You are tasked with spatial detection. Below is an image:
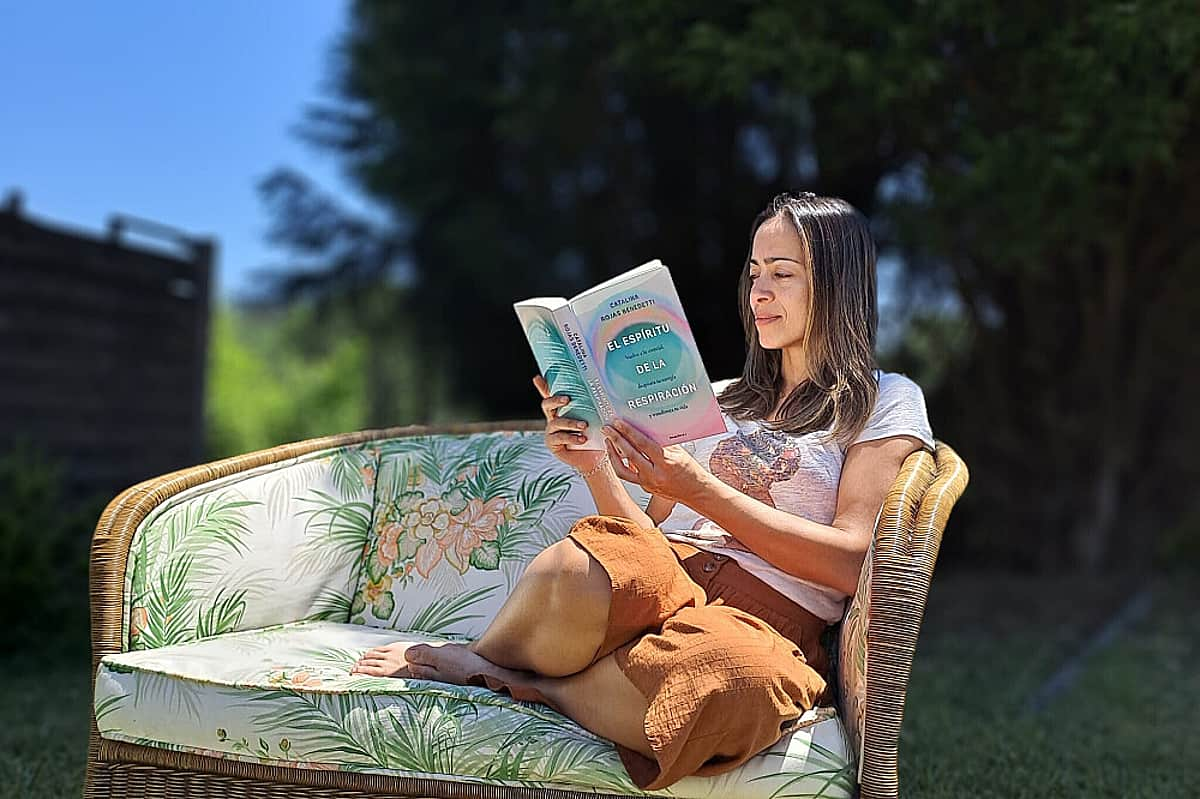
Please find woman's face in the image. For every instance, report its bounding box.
[748,215,811,351]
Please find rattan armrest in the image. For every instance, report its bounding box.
[859,442,969,799]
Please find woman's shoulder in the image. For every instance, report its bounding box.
[874,370,927,405]
[854,370,934,449]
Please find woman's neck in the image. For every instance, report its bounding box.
[779,347,809,395]
[769,348,810,421]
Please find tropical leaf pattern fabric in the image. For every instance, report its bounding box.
[109,428,853,796]
[123,444,380,651]
[351,431,599,636]
[95,621,854,799]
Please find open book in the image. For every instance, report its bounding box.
[514,259,726,450]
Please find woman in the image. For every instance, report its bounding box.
[352,193,934,790]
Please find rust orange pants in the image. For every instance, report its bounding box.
[482,514,832,790]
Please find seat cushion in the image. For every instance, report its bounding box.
[95,621,855,798]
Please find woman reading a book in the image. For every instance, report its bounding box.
[353,192,934,790]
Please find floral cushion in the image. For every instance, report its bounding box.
[95,621,853,798]
[122,444,380,651]
[349,431,603,637]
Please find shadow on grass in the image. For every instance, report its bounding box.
[902,573,1198,798]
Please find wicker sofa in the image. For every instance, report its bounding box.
[85,420,968,799]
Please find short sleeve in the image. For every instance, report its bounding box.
[850,372,935,450]
[711,377,738,396]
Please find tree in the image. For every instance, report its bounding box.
[580,0,1200,571]
[263,0,1200,571]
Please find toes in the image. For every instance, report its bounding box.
[408,663,436,680]
[405,644,434,664]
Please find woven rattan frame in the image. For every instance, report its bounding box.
[858,443,968,799]
[85,425,967,799]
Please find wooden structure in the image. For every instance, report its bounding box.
[0,192,213,499]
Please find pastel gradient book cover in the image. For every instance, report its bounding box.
[515,260,725,450]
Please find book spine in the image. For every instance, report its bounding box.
[556,306,616,425]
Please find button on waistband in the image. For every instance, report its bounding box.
[701,560,718,574]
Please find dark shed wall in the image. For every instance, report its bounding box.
[0,204,212,500]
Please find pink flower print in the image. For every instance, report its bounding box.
[129,606,149,640]
[267,668,324,688]
[408,498,454,577]
[376,522,404,569]
[288,670,323,688]
[456,465,479,482]
[360,465,376,489]
[438,497,508,573]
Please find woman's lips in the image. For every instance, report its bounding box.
[754,315,780,325]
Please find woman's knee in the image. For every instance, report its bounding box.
[525,537,611,607]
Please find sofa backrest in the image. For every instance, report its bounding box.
[349,430,612,638]
[123,443,380,651]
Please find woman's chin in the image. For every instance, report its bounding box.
[756,336,782,350]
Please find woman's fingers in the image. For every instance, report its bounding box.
[547,429,588,448]
[611,419,661,462]
[532,375,551,398]
[606,439,641,482]
[540,393,571,419]
[548,416,587,433]
[603,426,653,474]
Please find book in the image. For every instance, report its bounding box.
[514,259,726,450]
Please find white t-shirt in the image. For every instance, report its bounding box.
[661,371,935,623]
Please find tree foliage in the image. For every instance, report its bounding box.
[262,0,1200,571]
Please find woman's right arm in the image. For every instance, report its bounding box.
[532,375,654,528]
[646,494,677,526]
[581,461,657,529]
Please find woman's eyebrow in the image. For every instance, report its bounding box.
[749,256,803,266]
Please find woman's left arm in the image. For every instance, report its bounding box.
[603,420,923,596]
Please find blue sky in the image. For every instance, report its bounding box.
[0,1,373,300]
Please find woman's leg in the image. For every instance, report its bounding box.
[471,536,612,675]
[393,640,654,759]
[353,536,612,678]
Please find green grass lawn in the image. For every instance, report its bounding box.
[3,573,1195,798]
[902,573,1198,797]
[1,647,91,799]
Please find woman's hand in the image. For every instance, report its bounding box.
[601,419,708,503]
[533,375,606,474]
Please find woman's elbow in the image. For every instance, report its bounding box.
[834,528,872,596]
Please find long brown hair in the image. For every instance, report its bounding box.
[718,192,879,445]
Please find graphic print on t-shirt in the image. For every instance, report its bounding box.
[708,427,803,508]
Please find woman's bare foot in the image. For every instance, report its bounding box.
[350,641,531,687]
[405,642,531,687]
[351,642,418,677]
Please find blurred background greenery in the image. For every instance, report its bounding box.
[237,0,1199,576]
[1,0,1198,796]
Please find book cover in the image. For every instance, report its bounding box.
[515,260,725,449]
[513,301,608,450]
